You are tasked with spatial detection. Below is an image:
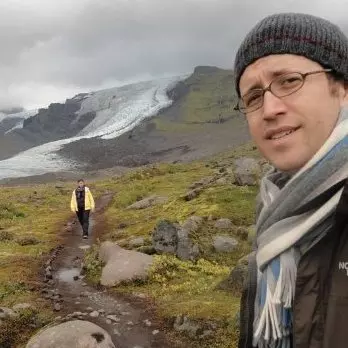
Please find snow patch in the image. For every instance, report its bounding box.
[2,109,38,134]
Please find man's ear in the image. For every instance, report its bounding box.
[343,81,348,100]
[339,81,348,106]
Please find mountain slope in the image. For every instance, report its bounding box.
[0,77,181,161]
[58,66,250,169]
[0,67,250,180]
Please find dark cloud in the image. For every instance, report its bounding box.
[0,0,347,108]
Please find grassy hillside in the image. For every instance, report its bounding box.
[0,142,261,347]
[0,186,69,302]
[87,142,261,347]
[152,66,241,132]
[0,184,73,346]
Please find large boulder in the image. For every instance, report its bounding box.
[176,216,202,261]
[152,217,202,261]
[176,227,200,261]
[99,241,153,286]
[181,216,203,233]
[152,220,178,254]
[213,236,239,253]
[214,218,233,230]
[217,254,250,292]
[233,157,261,186]
[128,237,146,248]
[26,320,115,348]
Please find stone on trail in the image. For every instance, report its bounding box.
[79,245,91,251]
[54,303,62,312]
[26,320,115,348]
[89,311,100,318]
[99,241,153,286]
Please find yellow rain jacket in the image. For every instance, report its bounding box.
[70,186,95,212]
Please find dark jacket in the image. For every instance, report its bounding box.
[75,187,85,210]
[239,179,348,348]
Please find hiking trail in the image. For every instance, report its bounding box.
[42,192,177,348]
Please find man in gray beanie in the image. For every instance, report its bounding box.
[234,13,348,348]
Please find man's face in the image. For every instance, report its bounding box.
[78,181,84,188]
[239,54,348,172]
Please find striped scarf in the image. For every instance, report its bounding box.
[252,107,348,348]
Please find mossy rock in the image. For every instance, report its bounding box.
[16,236,40,246]
[0,230,14,242]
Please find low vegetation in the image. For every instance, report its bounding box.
[0,142,260,347]
[86,143,260,347]
[0,308,51,348]
[0,184,75,346]
[152,67,243,133]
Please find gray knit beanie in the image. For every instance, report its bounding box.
[234,13,348,96]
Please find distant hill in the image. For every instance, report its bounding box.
[0,66,250,180]
[58,66,250,170]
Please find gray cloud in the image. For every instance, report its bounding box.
[0,0,347,109]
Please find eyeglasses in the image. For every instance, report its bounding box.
[234,69,332,114]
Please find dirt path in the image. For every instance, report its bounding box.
[43,193,178,348]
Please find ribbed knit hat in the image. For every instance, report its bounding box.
[234,13,348,96]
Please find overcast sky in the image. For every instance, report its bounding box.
[1,0,347,109]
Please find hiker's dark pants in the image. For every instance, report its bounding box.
[76,209,90,236]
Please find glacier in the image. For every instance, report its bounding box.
[0,75,184,180]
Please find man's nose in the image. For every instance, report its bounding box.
[262,91,287,120]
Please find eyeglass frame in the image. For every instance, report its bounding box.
[234,68,333,114]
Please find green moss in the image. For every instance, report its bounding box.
[101,163,214,236]
[97,159,258,347]
[0,308,51,348]
[101,162,257,243]
[0,281,28,302]
[0,183,73,339]
[112,254,241,347]
[200,185,257,225]
[0,146,261,348]
[83,244,104,284]
[0,203,26,219]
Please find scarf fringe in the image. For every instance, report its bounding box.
[253,255,297,345]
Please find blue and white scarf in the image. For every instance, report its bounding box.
[253,107,348,348]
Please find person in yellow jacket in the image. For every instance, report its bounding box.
[70,179,95,239]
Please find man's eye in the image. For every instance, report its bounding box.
[284,77,300,83]
[244,92,262,107]
[279,75,302,88]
